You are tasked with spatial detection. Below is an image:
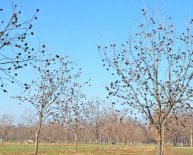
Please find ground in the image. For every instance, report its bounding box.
[1,143,193,155]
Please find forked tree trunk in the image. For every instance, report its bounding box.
[34,112,42,155]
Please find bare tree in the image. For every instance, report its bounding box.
[20,110,37,127]
[102,107,117,146]
[61,86,87,152]
[57,76,89,151]
[163,110,193,146]
[14,56,80,155]
[0,113,14,142]
[18,110,36,143]
[85,98,105,149]
[40,121,66,143]
[99,9,193,155]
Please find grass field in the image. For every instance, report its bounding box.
[1,143,193,155]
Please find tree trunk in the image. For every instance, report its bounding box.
[74,133,78,152]
[96,131,99,150]
[116,137,119,149]
[34,112,42,155]
[131,139,133,145]
[158,136,162,155]
[157,125,164,155]
[107,136,111,149]
[191,126,193,147]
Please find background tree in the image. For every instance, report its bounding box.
[18,110,37,143]
[163,110,193,146]
[58,82,88,152]
[0,113,14,142]
[85,98,105,149]
[40,121,66,143]
[102,107,117,146]
[99,9,193,155]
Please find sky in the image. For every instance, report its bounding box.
[0,0,193,118]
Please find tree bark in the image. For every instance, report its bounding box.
[34,112,42,155]
[157,125,164,155]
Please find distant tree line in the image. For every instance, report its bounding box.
[1,108,193,147]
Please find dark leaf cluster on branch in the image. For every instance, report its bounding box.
[0,4,50,92]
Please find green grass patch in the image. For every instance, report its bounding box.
[0,143,159,155]
[168,146,193,154]
[0,143,191,155]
